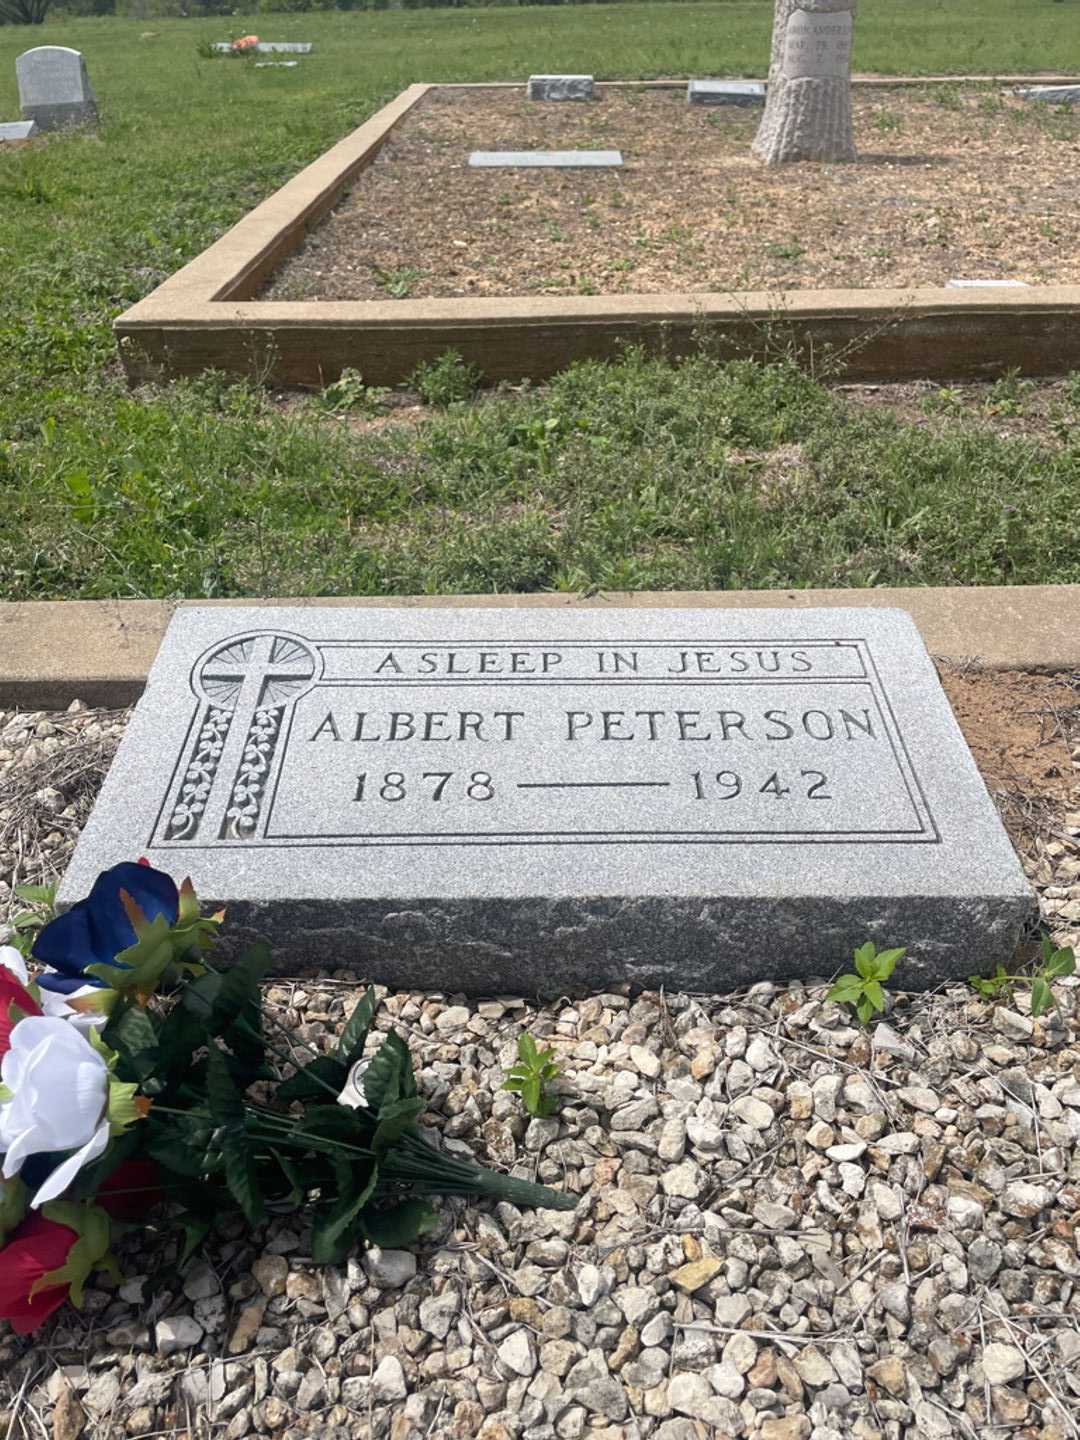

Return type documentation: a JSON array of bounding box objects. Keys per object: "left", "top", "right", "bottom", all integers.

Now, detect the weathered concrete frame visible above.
[{"left": 115, "top": 78, "right": 1080, "bottom": 389}]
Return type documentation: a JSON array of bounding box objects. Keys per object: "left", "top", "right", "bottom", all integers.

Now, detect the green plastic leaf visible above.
[
  {"left": 336, "top": 988, "right": 379, "bottom": 1068},
  {"left": 855, "top": 992, "right": 875, "bottom": 1025},
  {"left": 206, "top": 1045, "right": 244, "bottom": 1124},
  {"left": 362, "top": 1199, "right": 439, "bottom": 1249},
  {"left": 0, "top": 1176, "right": 27, "bottom": 1247},
  {"left": 311, "top": 1164, "right": 378, "bottom": 1263},
  {"left": 362, "top": 1031, "right": 415, "bottom": 1112},
  {"left": 222, "top": 1131, "right": 266, "bottom": 1225},
  {"left": 502, "top": 1075, "right": 525, "bottom": 1094},
  {"left": 518, "top": 1033, "right": 540, "bottom": 1065},
  {"left": 277, "top": 1055, "right": 348, "bottom": 1104},
  {"left": 104, "top": 1004, "right": 160, "bottom": 1083},
  {"left": 372, "top": 1097, "right": 425, "bottom": 1157},
  {"left": 1030, "top": 976, "right": 1054, "bottom": 1017},
  {"left": 178, "top": 1216, "right": 211, "bottom": 1267}
]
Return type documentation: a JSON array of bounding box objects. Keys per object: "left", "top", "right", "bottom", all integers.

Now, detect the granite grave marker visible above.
[
  {"left": 0, "top": 119, "right": 37, "bottom": 143},
  {"left": 60, "top": 606, "right": 1035, "bottom": 994},
  {"left": 528, "top": 75, "right": 594, "bottom": 101},
  {"left": 16, "top": 46, "right": 97, "bottom": 132},
  {"left": 688, "top": 80, "right": 766, "bottom": 106},
  {"left": 469, "top": 150, "right": 622, "bottom": 168}
]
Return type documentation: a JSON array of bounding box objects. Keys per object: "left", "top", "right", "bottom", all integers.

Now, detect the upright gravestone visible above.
[
  {"left": 752, "top": 0, "right": 856, "bottom": 164},
  {"left": 59, "top": 606, "right": 1035, "bottom": 995},
  {"left": 16, "top": 47, "right": 97, "bottom": 132}
]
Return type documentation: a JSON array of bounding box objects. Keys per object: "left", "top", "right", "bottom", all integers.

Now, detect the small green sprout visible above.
[
  {"left": 502, "top": 1033, "right": 560, "bottom": 1117},
  {"left": 826, "top": 942, "right": 905, "bottom": 1025},
  {"left": 970, "top": 936, "right": 1075, "bottom": 1016}
]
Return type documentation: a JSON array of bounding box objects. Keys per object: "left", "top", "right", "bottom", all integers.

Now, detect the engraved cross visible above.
[{"left": 198, "top": 635, "right": 313, "bottom": 841}]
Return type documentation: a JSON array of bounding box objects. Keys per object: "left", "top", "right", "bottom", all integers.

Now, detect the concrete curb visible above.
[
  {"left": 114, "top": 82, "right": 1080, "bottom": 390},
  {"left": 2, "top": 585, "right": 1079, "bottom": 710}
]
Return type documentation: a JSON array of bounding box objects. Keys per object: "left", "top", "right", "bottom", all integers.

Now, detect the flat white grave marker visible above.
[{"left": 469, "top": 150, "right": 622, "bottom": 168}]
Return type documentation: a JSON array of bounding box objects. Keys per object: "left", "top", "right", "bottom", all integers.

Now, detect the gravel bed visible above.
[
  {"left": 264, "top": 86, "right": 1080, "bottom": 303},
  {"left": 2, "top": 699, "right": 1080, "bottom": 1440}
]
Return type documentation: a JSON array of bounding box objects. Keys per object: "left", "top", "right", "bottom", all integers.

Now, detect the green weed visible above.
[
  {"left": 410, "top": 350, "right": 483, "bottom": 407},
  {"left": 827, "top": 942, "right": 905, "bottom": 1025},
  {"left": 502, "top": 1033, "right": 561, "bottom": 1118}
]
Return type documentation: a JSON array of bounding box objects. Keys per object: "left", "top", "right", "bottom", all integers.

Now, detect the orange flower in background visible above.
[{"left": 231, "top": 35, "right": 259, "bottom": 51}]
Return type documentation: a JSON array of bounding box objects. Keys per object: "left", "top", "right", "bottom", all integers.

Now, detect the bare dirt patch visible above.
[{"left": 264, "top": 85, "right": 1080, "bottom": 303}]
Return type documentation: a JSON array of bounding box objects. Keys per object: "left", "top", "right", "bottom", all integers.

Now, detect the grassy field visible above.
[{"left": 1, "top": 1, "right": 1080, "bottom": 601}]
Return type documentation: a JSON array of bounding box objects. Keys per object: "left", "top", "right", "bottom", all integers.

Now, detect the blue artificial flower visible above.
[{"left": 32, "top": 861, "right": 179, "bottom": 987}]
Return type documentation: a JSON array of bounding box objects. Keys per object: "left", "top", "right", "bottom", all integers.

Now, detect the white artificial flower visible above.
[
  {"left": 37, "top": 982, "right": 109, "bottom": 1036},
  {"left": 337, "top": 1058, "right": 371, "bottom": 1111},
  {"left": 0, "top": 946, "right": 29, "bottom": 987},
  {"left": 0, "top": 1016, "right": 111, "bottom": 1207}
]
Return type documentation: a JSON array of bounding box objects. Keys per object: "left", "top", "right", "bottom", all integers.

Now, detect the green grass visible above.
[{"left": 1, "top": 1, "right": 1080, "bottom": 601}]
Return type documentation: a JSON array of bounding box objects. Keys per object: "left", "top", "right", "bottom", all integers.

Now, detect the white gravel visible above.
[{"left": 3, "top": 701, "right": 1080, "bottom": 1440}]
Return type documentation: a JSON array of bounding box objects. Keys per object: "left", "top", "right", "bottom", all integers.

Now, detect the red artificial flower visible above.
[
  {"left": 0, "top": 1214, "right": 78, "bottom": 1334},
  {"left": 97, "top": 1160, "right": 164, "bottom": 1222},
  {"left": 0, "top": 968, "right": 42, "bottom": 1059}
]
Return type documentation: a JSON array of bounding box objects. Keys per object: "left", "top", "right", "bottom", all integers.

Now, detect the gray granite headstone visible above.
[
  {"left": 0, "top": 119, "right": 37, "bottom": 142},
  {"left": 688, "top": 79, "right": 766, "bottom": 106},
  {"left": 1014, "top": 85, "right": 1080, "bottom": 105},
  {"left": 16, "top": 47, "right": 97, "bottom": 132},
  {"left": 469, "top": 150, "right": 622, "bottom": 168},
  {"left": 528, "top": 74, "right": 594, "bottom": 101},
  {"left": 59, "top": 606, "right": 1034, "bottom": 995}
]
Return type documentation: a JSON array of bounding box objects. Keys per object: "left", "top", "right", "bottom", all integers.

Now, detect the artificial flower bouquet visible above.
[{"left": 0, "top": 861, "right": 574, "bottom": 1335}]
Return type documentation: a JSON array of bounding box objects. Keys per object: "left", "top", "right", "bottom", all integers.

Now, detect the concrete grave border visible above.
[
  {"left": 114, "top": 77, "right": 1080, "bottom": 389},
  {"left": 5, "top": 585, "right": 1080, "bottom": 711}
]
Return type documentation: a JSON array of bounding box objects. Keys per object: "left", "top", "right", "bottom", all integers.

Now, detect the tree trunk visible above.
[{"left": 752, "top": 0, "right": 857, "bottom": 165}]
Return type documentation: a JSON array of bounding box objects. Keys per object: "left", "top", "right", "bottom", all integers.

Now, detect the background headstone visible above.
[
  {"left": 946, "top": 278, "right": 1029, "bottom": 289},
  {"left": 16, "top": 47, "right": 97, "bottom": 132},
  {"left": 528, "top": 75, "right": 594, "bottom": 102},
  {"left": 688, "top": 80, "right": 766, "bottom": 106},
  {"left": 0, "top": 119, "right": 37, "bottom": 143},
  {"left": 752, "top": 0, "right": 856, "bottom": 164},
  {"left": 1014, "top": 85, "right": 1080, "bottom": 105},
  {"left": 58, "top": 605, "right": 1035, "bottom": 995},
  {"left": 212, "top": 41, "right": 312, "bottom": 55},
  {"left": 469, "top": 150, "right": 622, "bottom": 168}
]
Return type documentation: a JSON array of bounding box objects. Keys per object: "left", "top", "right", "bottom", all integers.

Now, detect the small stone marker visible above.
[
  {"left": 16, "top": 47, "right": 97, "bottom": 132},
  {"left": 0, "top": 119, "right": 37, "bottom": 143},
  {"left": 255, "top": 62, "right": 299, "bottom": 70},
  {"left": 528, "top": 74, "right": 594, "bottom": 102},
  {"left": 688, "top": 80, "right": 766, "bottom": 106},
  {"left": 946, "top": 279, "right": 1029, "bottom": 289},
  {"left": 60, "top": 606, "right": 1034, "bottom": 993},
  {"left": 469, "top": 150, "right": 622, "bottom": 169},
  {"left": 212, "top": 41, "right": 312, "bottom": 54},
  {"left": 1014, "top": 85, "right": 1080, "bottom": 105}
]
